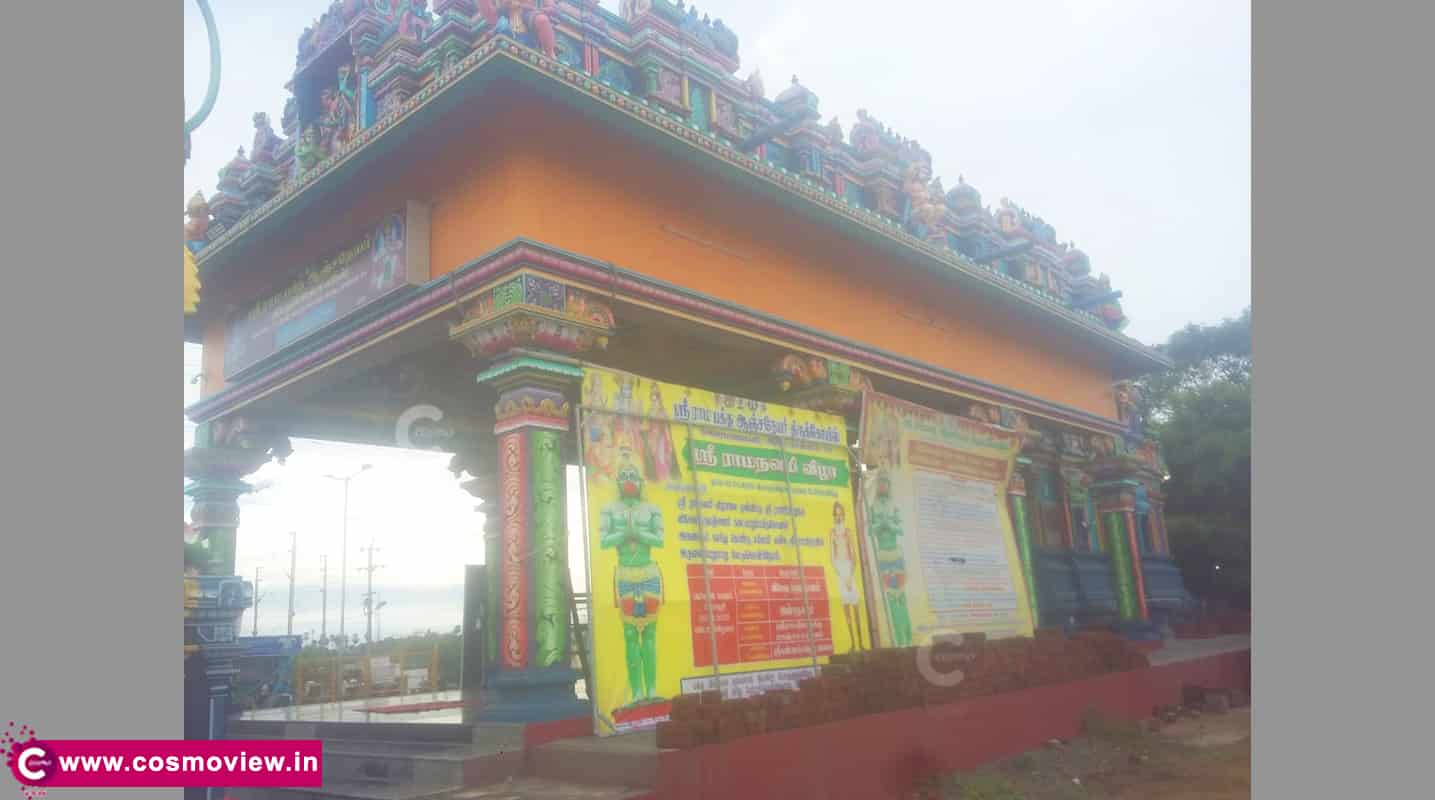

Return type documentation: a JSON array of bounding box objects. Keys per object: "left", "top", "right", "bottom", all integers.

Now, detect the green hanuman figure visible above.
[
  {"left": 600, "top": 457, "right": 665, "bottom": 704},
  {"left": 866, "top": 469, "right": 913, "bottom": 646}
]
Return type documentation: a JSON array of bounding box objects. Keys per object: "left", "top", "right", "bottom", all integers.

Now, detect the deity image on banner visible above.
[
  {"left": 642, "top": 381, "right": 680, "bottom": 483},
  {"left": 866, "top": 468, "right": 913, "bottom": 646},
  {"left": 376, "top": 212, "right": 404, "bottom": 289},
  {"left": 600, "top": 453, "right": 666, "bottom": 710},
  {"left": 583, "top": 373, "right": 618, "bottom": 479},
  {"left": 830, "top": 501, "right": 864, "bottom": 651},
  {"left": 865, "top": 402, "right": 903, "bottom": 469},
  {"left": 611, "top": 373, "right": 646, "bottom": 467}
]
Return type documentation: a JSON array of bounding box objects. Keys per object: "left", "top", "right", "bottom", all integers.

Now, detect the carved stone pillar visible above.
[
  {"left": 184, "top": 418, "right": 291, "bottom": 576},
  {"left": 182, "top": 417, "right": 288, "bottom": 782},
  {"left": 449, "top": 273, "right": 615, "bottom": 722},
  {"left": 452, "top": 446, "right": 500, "bottom": 725},
  {"left": 468, "top": 357, "right": 588, "bottom": 721},
  {"left": 1093, "top": 480, "right": 1148, "bottom": 622}
]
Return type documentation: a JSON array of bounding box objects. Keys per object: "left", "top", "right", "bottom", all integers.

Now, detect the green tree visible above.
[{"left": 1138, "top": 308, "right": 1251, "bottom": 610}]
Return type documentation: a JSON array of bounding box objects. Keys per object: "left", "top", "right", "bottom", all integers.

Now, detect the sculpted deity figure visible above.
[
  {"left": 902, "top": 161, "right": 945, "bottom": 238},
  {"left": 184, "top": 191, "right": 212, "bottom": 244},
  {"left": 251, "top": 112, "right": 281, "bottom": 166},
  {"left": 398, "top": 0, "right": 431, "bottom": 40},
  {"left": 745, "top": 69, "right": 765, "bottom": 100},
  {"left": 851, "top": 109, "right": 881, "bottom": 155},
  {"left": 620, "top": 0, "right": 653, "bottom": 21},
  {"left": 479, "top": 0, "right": 557, "bottom": 59},
  {"left": 296, "top": 125, "right": 323, "bottom": 172}
]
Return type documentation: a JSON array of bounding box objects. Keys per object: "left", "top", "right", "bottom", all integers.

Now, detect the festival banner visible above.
[
  {"left": 224, "top": 200, "right": 430, "bottom": 377},
  {"left": 858, "top": 392, "right": 1036, "bottom": 647},
  {"left": 579, "top": 367, "right": 870, "bottom": 736}
]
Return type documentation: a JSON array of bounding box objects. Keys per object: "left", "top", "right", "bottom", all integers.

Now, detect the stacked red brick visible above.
[
  {"left": 655, "top": 630, "right": 1152, "bottom": 749},
  {"left": 1173, "top": 609, "right": 1251, "bottom": 639}
]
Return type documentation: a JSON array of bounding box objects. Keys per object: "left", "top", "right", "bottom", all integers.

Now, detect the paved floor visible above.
[
  {"left": 1149, "top": 634, "right": 1251, "bottom": 666},
  {"left": 450, "top": 779, "right": 649, "bottom": 800},
  {"left": 240, "top": 681, "right": 590, "bottom": 724}
]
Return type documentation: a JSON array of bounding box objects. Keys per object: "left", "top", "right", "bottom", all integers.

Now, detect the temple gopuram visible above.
[{"left": 184, "top": 2, "right": 1197, "bottom": 791}]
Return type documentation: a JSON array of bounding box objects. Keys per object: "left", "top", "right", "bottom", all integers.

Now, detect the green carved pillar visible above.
[
  {"left": 1007, "top": 464, "right": 1040, "bottom": 625},
  {"left": 183, "top": 416, "right": 285, "bottom": 788},
  {"left": 471, "top": 356, "right": 588, "bottom": 721},
  {"left": 1094, "top": 477, "right": 1152, "bottom": 623},
  {"left": 184, "top": 419, "right": 290, "bottom": 576},
  {"left": 1102, "top": 510, "right": 1139, "bottom": 621},
  {"left": 449, "top": 273, "right": 616, "bottom": 722}
]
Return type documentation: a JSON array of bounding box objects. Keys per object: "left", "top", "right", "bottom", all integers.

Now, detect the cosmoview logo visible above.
[
  {"left": 395, "top": 404, "right": 454, "bottom": 450},
  {"left": 915, "top": 633, "right": 972, "bottom": 688},
  {"left": 4, "top": 722, "right": 51, "bottom": 799},
  {"left": 14, "top": 746, "right": 53, "bottom": 783}
]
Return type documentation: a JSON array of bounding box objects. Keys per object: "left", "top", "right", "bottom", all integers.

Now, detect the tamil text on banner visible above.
[
  {"left": 224, "top": 200, "right": 429, "bottom": 378},
  {"left": 579, "top": 367, "right": 870, "bottom": 736},
  {"left": 858, "top": 391, "right": 1035, "bottom": 647}
]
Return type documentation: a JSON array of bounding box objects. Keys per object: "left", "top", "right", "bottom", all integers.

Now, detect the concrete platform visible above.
[
  {"left": 528, "top": 732, "right": 659, "bottom": 790},
  {"left": 450, "top": 779, "right": 652, "bottom": 800},
  {"left": 229, "top": 636, "right": 1249, "bottom": 800},
  {"left": 1149, "top": 633, "right": 1251, "bottom": 665}
]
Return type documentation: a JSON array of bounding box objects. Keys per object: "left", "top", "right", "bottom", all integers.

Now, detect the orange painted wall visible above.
[
  {"left": 200, "top": 91, "right": 1117, "bottom": 418},
  {"left": 429, "top": 98, "right": 1117, "bottom": 419}
]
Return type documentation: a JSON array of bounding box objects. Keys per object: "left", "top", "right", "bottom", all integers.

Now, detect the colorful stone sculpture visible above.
[{"left": 200, "top": 0, "right": 1145, "bottom": 333}]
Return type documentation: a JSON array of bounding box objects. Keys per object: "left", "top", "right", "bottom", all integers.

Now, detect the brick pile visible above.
[
  {"left": 1173, "top": 609, "right": 1250, "bottom": 639},
  {"left": 655, "top": 629, "right": 1153, "bottom": 749}
]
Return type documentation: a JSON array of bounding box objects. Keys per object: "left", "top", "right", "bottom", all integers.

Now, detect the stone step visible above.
[
  {"left": 527, "top": 732, "right": 659, "bottom": 790},
  {"left": 229, "top": 780, "right": 460, "bottom": 800},
  {"left": 448, "top": 778, "right": 653, "bottom": 800}
]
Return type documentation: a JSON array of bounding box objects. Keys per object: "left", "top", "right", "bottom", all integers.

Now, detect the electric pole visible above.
[
  {"left": 285, "top": 532, "right": 298, "bottom": 637},
  {"left": 251, "top": 566, "right": 263, "bottom": 637},
  {"left": 359, "top": 542, "right": 385, "bottom": 649},
  {"left": 374, "top": 593, "right": 388, "bottom": 641},
  {"left": 319, "top": 555, "right": 329, "bottom": 646}
]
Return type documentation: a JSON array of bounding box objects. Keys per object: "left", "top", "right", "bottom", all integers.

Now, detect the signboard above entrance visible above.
[{"left": 223, "top": 201, "right": 430, "bottom": 378}]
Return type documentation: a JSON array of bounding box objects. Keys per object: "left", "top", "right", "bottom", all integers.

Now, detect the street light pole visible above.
[
  {"left": 324, "top": 464, "right": 372, "bottom": 652},
  {"left": 324, "top": 464, "right": 371, "bottom": 708}
]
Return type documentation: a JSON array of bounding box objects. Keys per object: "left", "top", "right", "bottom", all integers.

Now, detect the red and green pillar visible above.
[
  {"left": 475, "top": 356, "right": 590, "bottom": 722},
  {"left": 1096, "top": 481, "right": 1149, "bottom": 622}
]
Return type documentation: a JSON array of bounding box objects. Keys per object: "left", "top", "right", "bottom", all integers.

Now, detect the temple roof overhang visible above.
[
  {"left": 186, "top": 238, "right": 1135, "bottom": 443},
  {"left": 187, "top": 42, "right": 1170, "bottom": 377}
]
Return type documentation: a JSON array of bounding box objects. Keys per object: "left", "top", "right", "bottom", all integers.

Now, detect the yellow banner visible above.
[
  {"left": 580, "top": 367, "right": 870, "bottom": 736},
  {"left": 858, "top": 392, "right": 1035, "bottom": 646}
]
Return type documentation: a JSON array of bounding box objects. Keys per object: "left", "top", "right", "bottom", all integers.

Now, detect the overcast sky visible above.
[{"left": 183, "top": 1, "right": 1249, "bottom": 640}]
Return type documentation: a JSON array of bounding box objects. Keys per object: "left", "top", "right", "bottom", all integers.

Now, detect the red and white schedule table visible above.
[{"left": 688, "top": 564, "right": 833, "bottom": 667}]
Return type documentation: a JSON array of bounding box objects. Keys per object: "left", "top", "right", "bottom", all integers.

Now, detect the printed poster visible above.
[
  {"left": 224, "top": 201, "right": 429, "bottom": 377},
  {"left": 858, "top": 391, "right": 1035, "bottom": 646},
  {"left": 580, "top": 367, "right": 870, "bottom": 736}
]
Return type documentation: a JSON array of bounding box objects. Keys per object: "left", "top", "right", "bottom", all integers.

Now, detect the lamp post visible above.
[
  {"left": 324, "top": 464, "right": 371, "bottom": 707},
  {"left": 184, "top": 0, "right": 220, "bottom": 316}
]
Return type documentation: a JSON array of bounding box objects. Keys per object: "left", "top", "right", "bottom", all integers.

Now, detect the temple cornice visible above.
[
  {"left": 189, "top": 41, "right": 1169, "bottom": 373},
  {"left": 186, "top": 238, "right": 1134, "bottom": 438}
]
